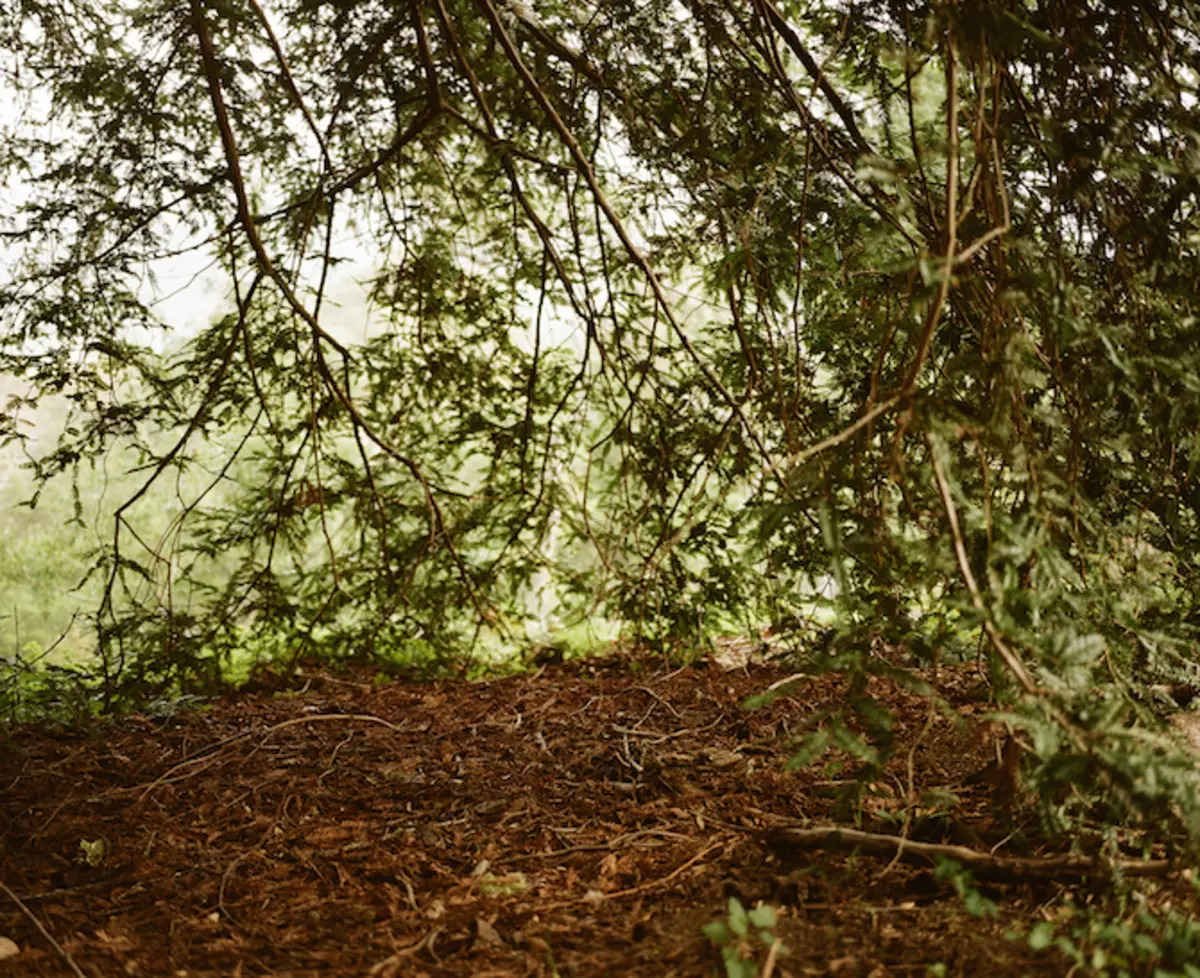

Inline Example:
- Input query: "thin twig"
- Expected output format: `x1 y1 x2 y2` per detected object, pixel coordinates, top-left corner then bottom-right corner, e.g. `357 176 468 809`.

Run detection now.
901 35 959 393
542 838 728 909
878 699 939 878
617 685 684 721
927 435 1036 694
0 881 87 978
501 828 692 865
761 937 783 978
189 0 496 627
765 825 1173 882
135 713 406 801
368 927 444 974
755 0 872 157
475 0 782 483
781 395 902 471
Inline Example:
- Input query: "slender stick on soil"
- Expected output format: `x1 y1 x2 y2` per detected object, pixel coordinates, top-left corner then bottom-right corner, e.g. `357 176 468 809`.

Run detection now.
0 881 88 978
367 927 443 975
761 937 783 978
544 838 728 910
765 826 1174 882
135 712 407 800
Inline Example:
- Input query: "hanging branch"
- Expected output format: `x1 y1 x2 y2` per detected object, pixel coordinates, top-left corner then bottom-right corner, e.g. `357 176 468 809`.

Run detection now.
188 0 496 627
474 0 783 485
927 432 1037 693
902 36 959 393
754 0 873 158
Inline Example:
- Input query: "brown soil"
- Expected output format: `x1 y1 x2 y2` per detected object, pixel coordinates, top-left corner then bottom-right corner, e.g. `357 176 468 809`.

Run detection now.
1 654 1081 976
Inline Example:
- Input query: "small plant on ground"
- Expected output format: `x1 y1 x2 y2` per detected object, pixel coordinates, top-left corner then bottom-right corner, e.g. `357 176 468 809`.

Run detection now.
936 858 999 919
702 897 785 978
1020 883 1200 977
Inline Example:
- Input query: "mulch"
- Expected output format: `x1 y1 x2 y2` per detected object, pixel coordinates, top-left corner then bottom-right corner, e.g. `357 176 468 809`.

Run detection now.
0 652 1097 976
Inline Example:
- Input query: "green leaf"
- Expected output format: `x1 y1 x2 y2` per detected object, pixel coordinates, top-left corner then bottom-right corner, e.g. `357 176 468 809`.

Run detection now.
829 725 878 764
1132 934 1159 956
963 888 996 918
747 904 777 929
702 920 731 946
933 857 962 881
720 945 752 978
727 898 748 937
1029 922 1056 952
785 731 829 771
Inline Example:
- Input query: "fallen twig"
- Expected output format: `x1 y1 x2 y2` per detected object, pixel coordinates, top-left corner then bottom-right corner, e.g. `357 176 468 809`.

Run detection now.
135 713 406 801
501 827 691 864
0 881 87 978
542 837 728 909
764 825 1174 882
616 685 684 721
368 927 443 974
761 936 783 978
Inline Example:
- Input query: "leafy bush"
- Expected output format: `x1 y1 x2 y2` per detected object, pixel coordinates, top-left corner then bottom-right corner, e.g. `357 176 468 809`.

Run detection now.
2 0 1200 850
1023 882 1200 978
703 898 785 978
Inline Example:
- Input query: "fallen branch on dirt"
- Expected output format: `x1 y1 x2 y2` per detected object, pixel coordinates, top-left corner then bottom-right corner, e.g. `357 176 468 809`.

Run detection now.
764 825 1174 883
596 838 726 900
541 837 728 910
0 881 87 978
501 826 691 864
367 927 443 975
133 713 407 801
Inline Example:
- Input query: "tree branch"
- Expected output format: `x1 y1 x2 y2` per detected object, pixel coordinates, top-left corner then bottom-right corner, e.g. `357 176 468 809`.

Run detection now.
765 825 1174 883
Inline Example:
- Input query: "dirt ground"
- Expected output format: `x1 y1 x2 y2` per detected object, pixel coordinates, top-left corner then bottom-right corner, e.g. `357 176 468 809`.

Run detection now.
0 652 1093 976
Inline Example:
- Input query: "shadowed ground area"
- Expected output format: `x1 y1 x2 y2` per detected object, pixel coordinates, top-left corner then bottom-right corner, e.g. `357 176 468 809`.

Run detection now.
0 654 1136 976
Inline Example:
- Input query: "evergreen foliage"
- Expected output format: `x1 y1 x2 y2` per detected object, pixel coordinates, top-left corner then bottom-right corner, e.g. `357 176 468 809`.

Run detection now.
3 0 1200 844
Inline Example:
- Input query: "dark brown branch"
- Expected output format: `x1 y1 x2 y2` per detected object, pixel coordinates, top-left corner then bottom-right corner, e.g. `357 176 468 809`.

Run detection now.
901 38 958 393
100 273 261 643
508 6 684 141
0 881 87 978
188 0 495 627
734 0 919 251
245 0 333 173
764 825 1175 883
755 0 872 158
927 433 1036 694
474 0 781 483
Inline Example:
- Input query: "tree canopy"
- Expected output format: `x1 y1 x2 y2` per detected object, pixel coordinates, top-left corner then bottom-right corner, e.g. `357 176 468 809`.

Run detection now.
4 0 1200 840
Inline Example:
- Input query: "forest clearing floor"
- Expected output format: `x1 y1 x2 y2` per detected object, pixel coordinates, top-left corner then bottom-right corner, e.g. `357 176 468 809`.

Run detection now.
0 651 1170 977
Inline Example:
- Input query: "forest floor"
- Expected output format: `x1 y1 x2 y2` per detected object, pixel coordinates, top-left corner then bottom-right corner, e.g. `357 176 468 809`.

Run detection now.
0 649 1170 976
